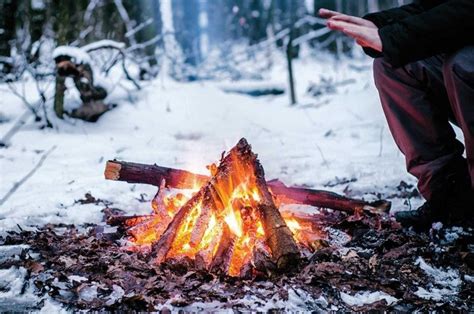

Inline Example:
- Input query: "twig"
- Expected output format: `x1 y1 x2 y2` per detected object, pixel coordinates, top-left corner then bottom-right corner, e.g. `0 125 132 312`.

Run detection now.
0 145 57 207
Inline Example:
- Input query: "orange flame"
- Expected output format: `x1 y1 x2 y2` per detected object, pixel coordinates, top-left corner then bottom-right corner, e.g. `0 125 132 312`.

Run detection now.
128 150 320 276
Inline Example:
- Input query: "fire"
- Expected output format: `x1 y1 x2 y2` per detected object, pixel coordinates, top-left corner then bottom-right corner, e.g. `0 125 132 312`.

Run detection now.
125 142 320 277
224 209 242 237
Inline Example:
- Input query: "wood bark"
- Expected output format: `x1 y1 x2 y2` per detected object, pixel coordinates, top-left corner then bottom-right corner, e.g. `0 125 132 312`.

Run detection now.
250 143 300 270
104 160 390 213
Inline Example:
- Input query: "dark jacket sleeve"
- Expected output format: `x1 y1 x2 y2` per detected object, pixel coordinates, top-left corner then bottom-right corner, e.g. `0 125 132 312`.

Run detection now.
361 2 431 58
363 2 429 28
378 0 474 67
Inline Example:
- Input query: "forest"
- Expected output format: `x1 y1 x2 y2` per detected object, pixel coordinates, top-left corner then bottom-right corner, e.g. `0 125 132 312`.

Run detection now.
1 0 473 312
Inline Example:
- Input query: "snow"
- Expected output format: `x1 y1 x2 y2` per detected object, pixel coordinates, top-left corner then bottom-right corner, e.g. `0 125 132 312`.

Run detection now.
53 46 92 65
340 291 398 307
414 256 461 301
0 52 426 233
68 275 88 283
0 266 42 310
82 40 126 52
105 285 125 306
155 287 328 312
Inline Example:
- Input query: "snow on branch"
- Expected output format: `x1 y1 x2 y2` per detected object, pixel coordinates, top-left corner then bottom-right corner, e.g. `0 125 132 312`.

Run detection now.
82 40 126 52
125 18 154 39
53 46 92 65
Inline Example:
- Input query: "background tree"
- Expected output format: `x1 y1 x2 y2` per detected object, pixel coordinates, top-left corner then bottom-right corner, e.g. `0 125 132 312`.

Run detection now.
172 0 201 67
0 0 18 74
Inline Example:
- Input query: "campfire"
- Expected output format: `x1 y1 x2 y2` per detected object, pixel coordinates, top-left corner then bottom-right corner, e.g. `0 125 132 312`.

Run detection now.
104 138 390 277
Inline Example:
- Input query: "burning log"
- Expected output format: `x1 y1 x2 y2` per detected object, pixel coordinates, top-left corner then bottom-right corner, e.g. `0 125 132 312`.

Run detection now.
151 188 206 263
107 214 154 227
250 146 300 270
209 225 236 274
104 161 390 213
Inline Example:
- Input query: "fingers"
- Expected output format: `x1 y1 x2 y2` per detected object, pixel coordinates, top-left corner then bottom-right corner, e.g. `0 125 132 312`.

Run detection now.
330 14 372 27
327 19 382 51
327 20 368 41
319 8 342 19
327 20 355 32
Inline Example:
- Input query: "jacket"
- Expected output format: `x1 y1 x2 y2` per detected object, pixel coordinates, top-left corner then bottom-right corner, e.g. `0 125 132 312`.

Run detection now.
363 0 474 67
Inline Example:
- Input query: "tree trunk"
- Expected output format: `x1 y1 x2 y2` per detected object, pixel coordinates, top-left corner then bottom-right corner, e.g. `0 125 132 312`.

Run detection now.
0 0 17 74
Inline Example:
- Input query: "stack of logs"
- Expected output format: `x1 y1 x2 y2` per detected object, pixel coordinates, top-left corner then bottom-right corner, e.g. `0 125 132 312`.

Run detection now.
105 138 390 274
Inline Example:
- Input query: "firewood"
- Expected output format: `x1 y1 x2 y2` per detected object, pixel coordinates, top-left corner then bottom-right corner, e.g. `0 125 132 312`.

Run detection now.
104 160 209 189
151 189 205 263
104 160 390 213
107 214 155 227
251 148 300 270
209 224 236 274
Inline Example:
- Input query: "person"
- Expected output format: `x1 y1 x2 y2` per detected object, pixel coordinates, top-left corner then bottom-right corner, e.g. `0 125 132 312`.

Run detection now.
319 0 474 230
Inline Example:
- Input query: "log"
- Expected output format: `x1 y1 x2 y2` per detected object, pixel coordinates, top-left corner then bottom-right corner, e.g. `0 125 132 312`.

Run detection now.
104 161 390 213
151 188 205 263
107 214 154 227
105 160 209 189
209 224 235 274
249 142 300 270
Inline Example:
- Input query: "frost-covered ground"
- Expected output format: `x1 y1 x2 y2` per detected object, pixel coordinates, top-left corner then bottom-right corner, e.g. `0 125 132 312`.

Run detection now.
0 52 434 311
0 52 425 231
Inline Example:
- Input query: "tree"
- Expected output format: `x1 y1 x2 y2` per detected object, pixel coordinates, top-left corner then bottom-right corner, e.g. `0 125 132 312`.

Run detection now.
0 0 18 74
172 0 201 67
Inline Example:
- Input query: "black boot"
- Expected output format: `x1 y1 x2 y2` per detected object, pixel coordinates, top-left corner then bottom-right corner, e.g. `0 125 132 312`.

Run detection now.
395 158 473 231
395 197 446 231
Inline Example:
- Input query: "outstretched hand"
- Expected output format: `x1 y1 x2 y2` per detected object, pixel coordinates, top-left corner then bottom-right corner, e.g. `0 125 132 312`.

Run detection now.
319 8 382 52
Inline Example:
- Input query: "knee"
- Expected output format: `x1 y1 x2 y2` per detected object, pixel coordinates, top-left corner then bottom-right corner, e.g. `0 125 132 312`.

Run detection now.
443 46 474 80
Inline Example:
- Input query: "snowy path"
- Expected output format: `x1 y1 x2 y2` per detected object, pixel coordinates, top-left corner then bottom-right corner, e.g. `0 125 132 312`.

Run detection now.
0 55 421 232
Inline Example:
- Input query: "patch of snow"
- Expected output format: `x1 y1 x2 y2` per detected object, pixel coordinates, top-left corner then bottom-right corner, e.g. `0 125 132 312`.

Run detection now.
432 222 443 230
443 227 465 243
78 284 98 302
156 288 327 312
340 291 398 307
0 266 41 310
53 46 91 65
414 287 456 302
0 245 30 263
414 256 461 301
105 284 125 306
0 267 28 299
68 275 88 283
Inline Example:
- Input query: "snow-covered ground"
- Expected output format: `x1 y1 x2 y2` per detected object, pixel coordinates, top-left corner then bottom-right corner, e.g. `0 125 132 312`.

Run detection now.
0 52 422 232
